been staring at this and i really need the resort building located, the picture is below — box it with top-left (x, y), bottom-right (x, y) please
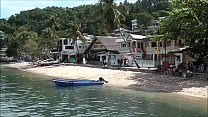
top-left (84, 36), bottom-right (120, 65)
top-left (52, 38), bottom-right (87, 63)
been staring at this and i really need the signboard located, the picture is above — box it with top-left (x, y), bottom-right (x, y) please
top-left (135, 53), bottom-right (142, 60)
top-left (146, 47), bottom-right (153, 54)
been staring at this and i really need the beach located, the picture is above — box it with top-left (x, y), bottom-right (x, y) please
top-left (3, 62), bottom-right (208, 98)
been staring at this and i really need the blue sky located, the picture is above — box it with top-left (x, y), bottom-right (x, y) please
top-left (1, 0), bottom-right (137, 19)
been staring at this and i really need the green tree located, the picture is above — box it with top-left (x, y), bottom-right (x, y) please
top-left (16, 31), bottom-right (38, 60)
top-left (66, 21), bottom-right (86, 62)
top-left (99, 0), bottom-right (128, 32)
top-left (40, 27), bottom-right (57, 58)
top-left (156, 0), bottom-right (208, 64)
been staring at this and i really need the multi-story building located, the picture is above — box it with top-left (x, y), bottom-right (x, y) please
top-left (114, 27), bottom-right (186, 68)
top-left (131, 19), bottom-right (139, 34)
top-left (54, 38), bottom-right (87, 63)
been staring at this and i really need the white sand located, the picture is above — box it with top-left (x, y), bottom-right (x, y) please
top-left (3, 62), bottom-right (208, 98)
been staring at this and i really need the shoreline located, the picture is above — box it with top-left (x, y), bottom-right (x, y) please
top-left (2, 62), bottom-right (208, 98)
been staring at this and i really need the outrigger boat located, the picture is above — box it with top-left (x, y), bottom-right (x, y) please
top-left (52, 77), bottom-right (108, 87)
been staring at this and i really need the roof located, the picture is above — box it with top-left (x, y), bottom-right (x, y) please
top-left (128, 34), bottom-right (146, 40)
top-left (97, 36), bottom-right (120, 51)
top-left (114, 28), bottom-right (129, 32)
top-left (85, 36), bottom-right (120, 52)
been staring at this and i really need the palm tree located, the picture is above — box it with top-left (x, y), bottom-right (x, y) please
top-left (49, 15), bottom-right (62, 46)
top-left (99, 0), bottom-right (128, 32)
top-left (100, 0), bottom-right (141, 68)
top-left (16, 31), bottom-right (38, 60)
top-left (66, 22), bottom-right (86, 63)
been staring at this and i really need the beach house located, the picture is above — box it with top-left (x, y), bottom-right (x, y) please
top-left (84, 36), bottom-right (120, 65)
top-left (52, 38), bottom-right (87, 63)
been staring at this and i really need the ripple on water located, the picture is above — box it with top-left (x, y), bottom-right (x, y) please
top-left (1, 67), bottom-right (207, 117)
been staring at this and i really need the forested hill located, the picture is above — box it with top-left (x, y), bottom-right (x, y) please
top-left (0, 0), bottom-right (170, 36)
top-left (0, 0), bottom-right (170, 58)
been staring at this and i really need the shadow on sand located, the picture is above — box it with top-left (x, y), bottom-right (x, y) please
top-left (126, 72), bottom-right (207, 93)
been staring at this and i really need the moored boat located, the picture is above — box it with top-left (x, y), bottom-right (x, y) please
top-left (52, 77), bottom-right (108, 87)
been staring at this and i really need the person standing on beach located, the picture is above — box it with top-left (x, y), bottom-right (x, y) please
top-left (117, 59), bottom-right (120, 66)
top-left (188, 61), bottom-right (193, 71)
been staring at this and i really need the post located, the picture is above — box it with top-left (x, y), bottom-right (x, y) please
top-left (83, 57), bottom-right (86, 64)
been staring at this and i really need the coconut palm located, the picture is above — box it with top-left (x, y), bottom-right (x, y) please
top-left (66, 21), bottom-right (86, 62)
top-left (100, 0), bottom-right (141, 68)
top-left (99, 0), bottom-right (128, 32)
top-left (16, 31), bottom-right (38, 60)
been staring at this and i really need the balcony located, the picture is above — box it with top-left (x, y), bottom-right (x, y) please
top-left (118, 47), bottom-right (130, 53)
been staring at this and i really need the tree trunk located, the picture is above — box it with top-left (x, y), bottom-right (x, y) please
top-left (75, 39), bottom-right (79, 63)
top-left (119, 28), bottom-right (141, 68)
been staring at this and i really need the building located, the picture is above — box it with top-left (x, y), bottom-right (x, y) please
top-left (131, 19), bottom-right (139, 34)
top-left (52, 38), bottom-right (87, 63)
top-left (113, 28), bottom-right (130, 38)
top-left (84, 36), bottom-right (120, 65)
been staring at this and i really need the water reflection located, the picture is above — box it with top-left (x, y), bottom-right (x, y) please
top-left (0, 67), bottom-right (207, 117)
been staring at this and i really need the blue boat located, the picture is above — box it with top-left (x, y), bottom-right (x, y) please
top-left (52, 77), bottom-right (108, 87)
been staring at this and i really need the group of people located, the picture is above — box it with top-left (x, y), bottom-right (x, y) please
top-left (117, 58), bottom-right (128, 67)
top-left (188, 61), bottom-right (206, 73)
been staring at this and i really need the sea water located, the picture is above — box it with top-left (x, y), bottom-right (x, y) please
top-left (0, 67), bottom-right (207, 117)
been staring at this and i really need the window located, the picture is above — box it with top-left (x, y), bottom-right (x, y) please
top-left (137, 42), bottom-right (140, 48)
top-left (65, 46), bottom-right (74, 49)
top-left (176, 56), bottom-right (180, 62)
top-left (151, 42), bottom-right (157, 47)
top-left (79, 46), bottom-right (81, 48)
top-left (132, 41), bottom-right (136, 47)
top-left (122, 43), bottom-right (127, 47)
top-left (64, 39), bottom-right (68, 45)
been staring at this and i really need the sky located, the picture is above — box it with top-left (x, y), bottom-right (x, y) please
top-left (1, 0), bottom-right (137, 19)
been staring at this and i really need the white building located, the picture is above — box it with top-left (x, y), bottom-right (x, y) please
top-left (57, 38), bottom-right (87, 63)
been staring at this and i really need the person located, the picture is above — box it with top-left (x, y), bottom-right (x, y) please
top-left (102, 58), bottom-right (105, 68)
top-left (124, 58), bottom-right (127, 66)
top-left (199, 63), bottom-right (204, 72)
top-left (188, 61), bottom-right (193, 71)
top-left (126, 59), bottom-right (129, 66)
top-left (117, 59), bottom-right (120, 66)
top-left (120, 59), bottom-right (123, 66)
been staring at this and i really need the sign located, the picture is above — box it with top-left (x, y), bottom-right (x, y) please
top-left (146, 47), bottom-right (153, 54)
top-left (135, 53), bottom-right (142, 60)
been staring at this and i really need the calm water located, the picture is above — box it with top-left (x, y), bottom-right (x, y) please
top-left (0, 67), bottom-right (207, 117)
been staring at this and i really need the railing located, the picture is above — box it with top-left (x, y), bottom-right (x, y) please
top-left (132, 60), bottom-right (159, 68)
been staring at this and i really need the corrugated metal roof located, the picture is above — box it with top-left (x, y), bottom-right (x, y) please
top-left (129, 34), bottom-right (146, 40)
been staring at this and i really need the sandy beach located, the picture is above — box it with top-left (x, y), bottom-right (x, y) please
top-left (3, 62), bottom-right (208, 98)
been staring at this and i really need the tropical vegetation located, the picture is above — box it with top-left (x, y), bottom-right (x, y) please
top-left (1, 0), bottom-right (207, 65)
top-left (155, 0), bottom-right (208, 64)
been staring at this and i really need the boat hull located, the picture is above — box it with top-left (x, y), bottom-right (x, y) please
top-left (53, 78), bottom-right (105, 87)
